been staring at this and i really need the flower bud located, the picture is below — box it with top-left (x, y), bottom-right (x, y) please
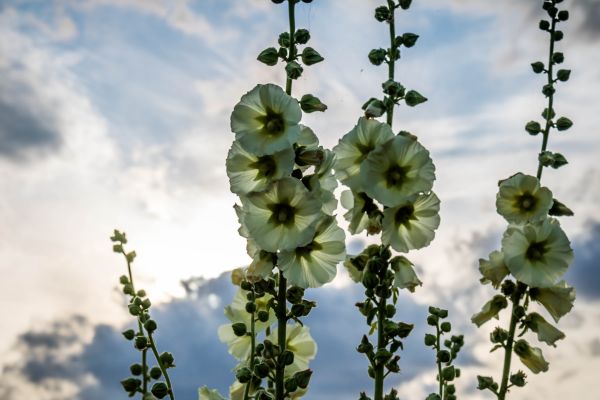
top-left (525, 121), bottom-right (542, 135)
top-left (399, 0), bottom-right (412, 10)
top-left (437, 350), bottom-right (451, 363)
top-left (427, 315), bottom-right (438, 326)
top-left (281, 350), bottom-right (295, 366)
top-left (257, 310), bottom-right (270, 322)
top-left (442, 365), bottom-right (456, 381)
top-left (362, 270), bottom-right (379, 289)
top-left (130, 363), bottom-right (143, 375)
top-left (254, 363), bottom-right (270, 378)
top-left (285, 378), bottom-right (298, 393)
top-left (476, 375), bottom-right (496, 391)
top-left (294, 369), bottom-right (312, 389)
top-left (424, 333), bottom-right (436, 346)
top-left (295, 28), bottom-right (310, 44)
top-left (555, 116), bottom-right (573, 131)
top-left (490, 327), bottom-right (509, 343)
top-left (552, 52), bottom-right (564, 64)
top-left (557, 10), bottom-right (569, 21)
top-left (121, 378), bottom-right (141, 393)
top-left (510, 371), bottom-right (527, 387)
top-left (257, 47), bottom-right (279, 66)
top-left (286, 61), bottom-right (303, 79)
top-left (134, 335), bottom-right (148, 350)
top-left (119, 275), bottom-right (129, 284)
top-left (401, 33), bottom-right (419, 48)
top-left (159, 352), bottom-right (175, 368)
top-left (144, 319), bottom-right (157, 333)
top-left (471, 295), bottom-right (508, 327)
top-left (232, 322), bottom-right (247, 337)
top-left (374, 6), bottom-right (390, 22)
top-left (122, 329), bottom-right (135, 340)
top-left (404, 90), bottom-right (427, 107)
top-left (539, 20), bottom-right (550, 31)
top-left (531, 61), bottom-right (545, 73)
top-left (150, 366), bottom-right (162, 380)
top-left (441, 322), bottom-right (452, 332)
top-left (151, 382), bottom-right (169, 399)
top-left (301, 47), bottom-right (324, 66)
top-left (278, 32), bottom-right (290, 48)
top-left (300, 94), bottom-right (327, 113)
top-left (553, 30), bottom-right (564, 41)
top-left (368, 48), bottom-right (387, 66)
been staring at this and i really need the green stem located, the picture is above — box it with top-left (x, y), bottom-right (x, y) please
top-left (436, 323), bottom-right (444, 399)
top-left (386, 0), bottom-right (396, 127)
top-left (142, 348), bottom-right (148, 393)
top-left (275, 272), bottom-right (288, 400)
top-left (148, 333), bottom-right (175, 400)
top-left (374, 296), bottom-right (387, 400)
top-left (243, 309), bottom-right (257, 400)
top-left (498, 287), bottom-right (524, 400)
top-left (285, 0), bottom-right (296, 96)
top-left (536, 16), bottom-right (557, 181)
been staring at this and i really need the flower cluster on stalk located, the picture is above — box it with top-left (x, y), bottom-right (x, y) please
top-left (201, 1), bottom-right (344, 399)
top-left (473, 1), bottom-right (576, 398)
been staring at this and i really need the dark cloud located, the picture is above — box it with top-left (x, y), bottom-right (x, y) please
top-left (0, 72), bottom-right (63, 161)
top-left (0, 272), bottom-right (477, 400)
top-left (565, 220), bottom-right (600, 299)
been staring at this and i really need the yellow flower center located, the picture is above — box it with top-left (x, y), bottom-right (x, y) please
top-left (257, 107), bottom-right (285, 136)
top-left (385, 165), bottom-right (408, 188)
top-left (269, 203), bottom-right (296, 226)
top-left (516, 192), bottom-right (537, 212)
top-left (250, 155), bottom-right (277, 179)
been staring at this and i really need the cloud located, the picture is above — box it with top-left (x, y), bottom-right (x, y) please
top-left (565, 220), bottom-right (600, 299)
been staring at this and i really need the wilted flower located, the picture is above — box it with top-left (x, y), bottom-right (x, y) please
top-left (496, 173), bottom-right (553, 223)
top-left (382, 192), bottom-right (440, 252)
top-left (267, 324), bottom-right (317, 374)
top-left (340, 191), bottom-right (372, 235)
top-left (226, 141), bottom-right (294, 195)
top-left (529, 281), bottom-right (576, 322)
top-left (513, 339), bottom-right (549, 374)
top-left (523, 312), bottom-right (565, 347)
top-left (502, 218), bottom-right (573, 288)
top-left (390, 256), bottom-right (422, 292)
top-left (361, 135), bottom-right (435, 207)
top-left (471, 295), bottom-right (508, 327)
top-left (479, 250), bottom-right (510, 289)
top-left (279, 216), bottom-right (345, 288)
top-left (333, 117), bottom-right (394, 192)
top-left (243, 177), bottom-right (322, 252)
top-left (231, 84), bottom-right (301, 155)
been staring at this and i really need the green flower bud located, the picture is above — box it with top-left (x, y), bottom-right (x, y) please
top-left (425, 395), bottom-right (441, 400)
top-left (295, 28), bottom-right (310, 44)
top-left (531, 61), bottom-right (545, 73)
top-left (553, 30), bottom-right (564, 41)
top-left (121, 377), bottom-right (142, 393)
top-left (257, 47), bottom-right (279, 66)
top-left (257, 310), bottom-right (270, 322)
top-left (122, 329), bottom-right (135, 340)
top-left (119, 275), bottom-right (129, 284)
top-left (404, 90), bottom-right (428, 107)
top-left (539, 20), bottom-right (550, 31)
top-left (285, 378), bottom-right (298, 393)
top-left (110, 229), bottom-right (127, 243)
top-left (555, 116), bottom-right (573, 131)
top-left (301, 47), bottom-right (324, 66)
top-left (556, 69), bottom-right (571, 82)
top-left (375, 348), bottom-right (392, 364)
top-left (357, 335), bottom-right (374, 354)
top-left (294, 369), bottom-right (312, 389)
top-left (236, 366), bottom-right (252, 383)
top-left (427, 314), bottom-right (438, 326)
top-left (552, 52), bottom-right (564, 64)
top-left (126, 251), bottom-right (136, 263)
top-left (442, 365), bottom-right (456, 381)
top-left (525, 121), bottom-right (542, 135)
top-left (281, 350), bottom-right (295, 366)
top-left (278, 32), bottom-right (290, 48)
top-left (254, 363), bottom-right (270, 378)
top-left (362, 270), bottom-right (379, 289)
top-left (541, 107), bottom-right (555, 119)
top-left (401, 33), bottom-right (419, 48)
top-left (447, 384), bottom-right (456, 394)
top-left (501, 280), bottom-right (516, 296)
top-left (123, 284), bottom-right (135, 296)
top-left (542, 84), bottom-right (555, 97)
top-left (151, 382), bottom-right (169, 399)
top-left (374, 6), bottom-right (390, 22)
top-left (150, 366), bottom-right (162, 380)
top-left (130, 363), bottom-right (143, 375)
top-left (557, 10), bottom-right (569, 21)
top-left (441, 322), bottom-right (452, 332)
top-left (240, 281), bottom-right (252, 291)
top-left (286, 61), bottom-right (303, 79)
top-left (113, 244), bottom-right (124, 253)
top-left (232, 322), bottom-right (247, 337)
top-left (396, 322), bottom-right (414, 338)
top-left (385, 304), bottom-right (396, 318)
top-left (142, 299), bottom-right (151, 309)
top-left (300, 94), bottom-right (327, 113)
top-left (477, 375), bottom-right (496, 391)
top-left (368, 48), bottom-right (387, 66)
top-left (134, 335), bottom-right (148, 350)
top-left (144, 319), bottom-right (157, 333)
top-left (437, 350), bottom-right (451, 363)
top-left (245, 301), bottom-right (257, 313)
top-left (399, 0), bottom-right (412, 10)
top-left (159, 352), bottom-right (175, 368)
top-left (424, 333), bottom-right (436, 346)
top-left (510, 371), bottom-right (527, 387)
top-left (490, 327), bottom-right (509, 343)
top-left (382, 80), bottom-right (406, 97)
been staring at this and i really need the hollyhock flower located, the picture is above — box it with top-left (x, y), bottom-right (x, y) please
top-left (390, 256), bottom-right (422, 292)
top-left (279, 216), bottom-right (345, 288)
top-left (226, 140), bottom-right (294, 195)
top-left (382, 192), bottom-right (440, 252)
top-left (513, 339), bottom-right (549, 374)
top-left (523, 312), bottom-right (565, 347)
top-left (267, 324), bottom-right (317, 374)
top-left (361, 135), bottom-right (435, 207)
top-left (243, 177), bottom-right (322, 252)
top-left (198, 386), bottom-right (226, 400)
top-left (471, 295), bottom-right (508, 327)
top-left (333, 117), bottom-right (394, 192)
top-left (502, 218), bottom-right (573, 288)
top-left (496, 173), bottom-right (553, 223)
top-left (478, 250), bottom-right (510, 289)
top-left (529, 281), bottom-right (576, 322)
top-left (231, 84), bottom-right (301, 155)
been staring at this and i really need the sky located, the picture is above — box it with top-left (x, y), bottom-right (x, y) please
top-left (0, 0), bottom-right (599, 399)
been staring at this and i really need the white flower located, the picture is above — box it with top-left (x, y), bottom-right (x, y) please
top-left (231, 84), bottom-right (301, 155)
top-left (496, 173), bottom-right (553, 223)
top-left (478, 250), bottom-right (510, 289)
top-left (523, 312), bottom-right (565, 347)
top-left (382, 192), bottom-right (440, 252)
top-left (471, 295), bottom-right (508, 327)
top-left (529, 281), bottom-right (576, 322)
top-left (361, 135), bottom-right (435, 207)
top-left (242, 177), bottom-right (322, 252)
top-left (502, 218), bottom-right (573, 288)
top-left (333, 117), bottom-right (394, 192)
top-left (198, 386), bottom-right (227, 400)
top-left (390, 256), bottom-right (422, 292)
top-left (279, 216), bottom-right (346, 288)
top-left (226, 141), bottom-right (294, 195)
top-left (513, 339), bottom-right (549, 374)
top-left (267, 324), bottom-right (317, 374)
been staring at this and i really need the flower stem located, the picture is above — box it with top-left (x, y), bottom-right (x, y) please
top-left (386, 0), bottom-right (396, 127)
top-left (536, 15), bottom-right (557, 181)
top-left (498, 286), bottom-right (525, 400)
top-left (374, 296), bottom-right (387, 400)
top-left (275, 272), bottom-right (288, 400)
top-left (435, 323), bottom-right (444, 399)
top-left (148, 333), bottom-right (175, 400)
top-left (285, 0), bottom-right (296, 96)
top-left (243, 303), bottom-right (257, 400)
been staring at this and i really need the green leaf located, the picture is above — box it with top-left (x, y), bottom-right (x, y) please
top-left (555, 116), bottom-right (573, 131)
top-left (301, 47), bottom-right (324, 66)
top-left (525, 121), bottom-right (542, 135)
top-left (556, 69), bottom-right (571, 81)
top-left (401, 33), bottom-right (419, 48)
top-left (405, 90), bottom-right (428, 107)
top-left (257, 47), bottom-right (279, 66)
top-left (549, 198), bottom-right (574, 217)
top-left (531, 61), bottom-right (545, 73)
